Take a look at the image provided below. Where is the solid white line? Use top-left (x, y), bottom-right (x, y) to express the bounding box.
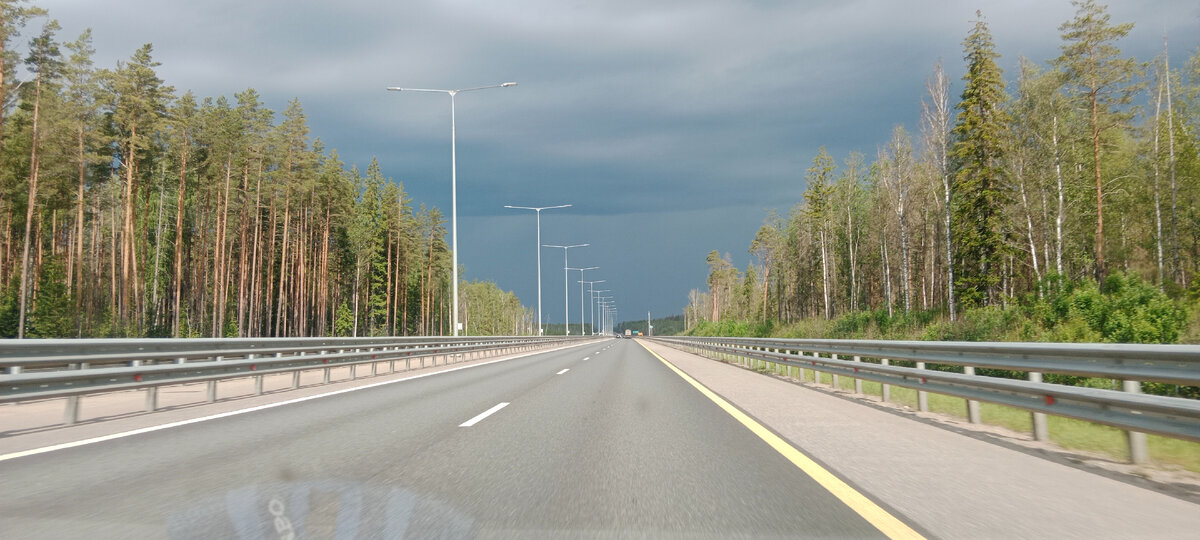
top-left (583, 357), bottom-right (590, 361)
top-left (0, 344), bottom-right (577, 463)
top-left (459, 402), bottom-right (509, 427)
top-left (556, 368), bottom-right (570, 375)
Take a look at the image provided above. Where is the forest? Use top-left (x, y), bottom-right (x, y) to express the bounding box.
top-left (0, 1), bottom-right (532, 338)
top-left (686, 2), bottom-right (1200, 346)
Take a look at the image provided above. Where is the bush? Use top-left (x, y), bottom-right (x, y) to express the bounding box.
top-left (1034, 273), bottom-right (1187, 344)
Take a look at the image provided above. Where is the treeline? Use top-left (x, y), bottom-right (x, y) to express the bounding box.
top-left (687, 2), bottom-right (1200, 344)
top-left (617, 315), bottom-right (684, 337)
top-left (0, 2), bottom-right (531, 338)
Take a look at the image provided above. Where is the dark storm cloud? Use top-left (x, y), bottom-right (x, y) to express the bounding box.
top-left (33, 0), bottom-right (1200, 322)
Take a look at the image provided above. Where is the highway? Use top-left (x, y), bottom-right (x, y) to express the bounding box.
top-left (0, 339), bottom-right (902, 539)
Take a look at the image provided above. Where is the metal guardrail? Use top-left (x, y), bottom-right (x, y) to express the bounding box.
top-left (651, 336), bottom-right (1200, 463)
top-left (1, 336), bottom-right (589, 425)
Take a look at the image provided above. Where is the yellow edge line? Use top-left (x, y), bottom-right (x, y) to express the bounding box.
top-left (637, 340), bottom-right (925, 540)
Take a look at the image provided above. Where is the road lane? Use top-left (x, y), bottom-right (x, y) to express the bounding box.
top-left (0, 338), bottom-right (896, 539)
top-left (386, 338), bottom-right (889, 538)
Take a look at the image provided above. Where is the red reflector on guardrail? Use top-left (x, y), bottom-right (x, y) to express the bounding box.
top-left (1044, 395), bottom-right (1056, 405)
top-left (921, 378), bottom-right (927, 384)
top-left (133, 374), bottom-right (142, 382)
top-left (250, 364), bottom-right (256, 371)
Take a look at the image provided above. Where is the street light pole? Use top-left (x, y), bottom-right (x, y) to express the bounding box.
top-left (505, 205), bottom-right (570, 335)
top-left (582, 282), bottom-right (606, 335)
top-left (598, 296), bottom-right (612, 335)
top-left (387, 82), bottom-right (516, 336)
top-left (592, 288), bottom-right (610, 335)
top-left (567, 267), bottom-right (598, 336)
top-left (543, 243), bottom-right (587, 334)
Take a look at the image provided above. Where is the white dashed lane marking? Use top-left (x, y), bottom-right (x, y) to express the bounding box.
top-left (459, 402), bottom-right (510, 427)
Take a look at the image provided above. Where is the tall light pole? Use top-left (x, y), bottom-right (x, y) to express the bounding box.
top-left (598, 296), bottom-right (613, 335)
top-left (504, 204), bottom-right (570, 335)
top-left (582, 282), bottom-right (606, 335)
top-left (567, 267), bottom-right (598, 336)
top-left (387, 82), bottom-right (516, 336)
top-left (543, 243), bottom-right (587, 334)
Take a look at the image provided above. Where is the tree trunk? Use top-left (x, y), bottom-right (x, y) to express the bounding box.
top-left (1089, 73), bottom-right (1105, 282)
top-left (1153, 72), bottom-right (1164, 286)
top-left (275, 187), bottom-right (291, 337)
top-left (17, 57), bottom-right (45, 339)
top-left (1053, 115), bottom-right (1065, 277)
top-left (1018, 162), bottom-right (1042, 290)
top-left (1164, 41), bottom-right (1180, 286)
top-left (882, 237), bottom-right (893, 317)
top-left (898, 203), bottom-right (910, 313)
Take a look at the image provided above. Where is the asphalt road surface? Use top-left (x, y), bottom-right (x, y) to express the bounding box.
top-left (0, 339), bottom-right (901, 539)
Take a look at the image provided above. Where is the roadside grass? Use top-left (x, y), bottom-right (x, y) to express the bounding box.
top-left (746, 357), bottom-right (1200, 473)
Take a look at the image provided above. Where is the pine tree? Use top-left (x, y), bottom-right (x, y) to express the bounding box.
top-left (0, 0), bottom-right (46, 149)
top-left (951, 11), bottom-right (1011, 308)
top-left (1055, 0), bottom-right (1142, 283)
top-left (99, 43), bottom-right (174, 332)
top-left (16, 19), bottom-right (62, 338)
top-left (27, 255), bottom-right (72, 337)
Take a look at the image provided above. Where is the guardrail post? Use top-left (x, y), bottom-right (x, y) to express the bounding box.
top-left (64, 396), bottom-right (80, 425)
top-left (880, 358), bottom-right (890, 402)
top-left (797, 351), bottom-right (806, 382)
top-left (916, 361), bottom-right (929, 412)
top-left (853, 355), bottom-right (863, 394)
top-left (813, 353), bottom-right (823, 386)
top-left (207, 380), bottom-right (217, 402)
top-left (964, 366), bottom-right (981, 424)
top-left (831, 354), bottom-right (840, 390)
top-left (1123, 379), bottom-right (1148, 464)
top-left (293, 352), bottom-right (303, 388)
top-left (146, 387), bottom-right (158, 412)
top-left (1028, 372), bottom-right (1049, 441)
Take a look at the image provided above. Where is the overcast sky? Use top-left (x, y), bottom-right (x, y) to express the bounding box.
top-left (31, 0), bottom-right (1200, 325)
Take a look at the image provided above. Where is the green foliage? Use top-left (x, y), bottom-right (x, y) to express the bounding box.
top-left (687, 318), bottom-right (773, 338)
top-left (333, 303), bottom-right (353, 337)
top-left (951, 11), bottom-right (1011, 308)
top-left (1032, 272), bottom-right (1187, 344)
top-left (0, 284), bottom-right (19, 338)
top-left (26, 257), bottom-right (73, 338)
top-left (618, 314), bottom-right (686, 337)
top-left (459, 279), bottom-right (529, 336)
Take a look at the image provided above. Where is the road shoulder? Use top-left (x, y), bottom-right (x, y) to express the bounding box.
top-left (638, 338), bottom-right (1200, 539)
